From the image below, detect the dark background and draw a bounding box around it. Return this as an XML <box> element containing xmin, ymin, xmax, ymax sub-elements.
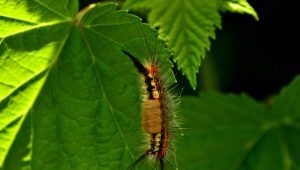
<box><xmin>209</xmin><ymin>0</ymin><xmax>299</xmax><ymax>100</ymax></box>
<box><xmin>80</xmin><ymin>0</ymin><xmax>299</xmax><ymax>101</ymax></box>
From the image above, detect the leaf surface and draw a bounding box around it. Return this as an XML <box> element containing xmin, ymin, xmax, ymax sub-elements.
<box><xmin>0</xmin><ymin>0</ymin><xmax>76</xmax><ymax>168</ymax></box>
<box><xmin>178</xmin><ymin>92</ymin><xmax>269</xmax><ymax>169</ymax></box>
<box><xmin>218</xmin><ymin>0</ymin><xmax>259</xmax><ymax>20</ymax></box>
<box><xmin>179</xmin><ymin>75</ymin><xmax>300</xmax><ymax>169</ymax></box>
<box><xmin>123</xmin><ymin>0</ymin><xmax>257</xmax><ymax>88</ymax></box>
<box><xmin>0</xmin><ymin>1</ymin><xmax>173</xmax><ymax>169</ymax></box>
<box><xmin>271</xmin><ymin>76</ymin><xmax>300</xmax><ymax>169</ymax></box>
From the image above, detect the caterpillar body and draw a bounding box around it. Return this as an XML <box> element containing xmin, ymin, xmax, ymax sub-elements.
<box><xmin>123</xmin><ymin>51</ymin><xmax>181</xmax><ymax>170</ymax></box>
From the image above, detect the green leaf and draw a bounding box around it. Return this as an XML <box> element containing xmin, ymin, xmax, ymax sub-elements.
<box><xmin>271</xmin><ymin>75</ymin><xmax>300</xmax><ymax>168</ymax></box>
<box><xmin>178</xmin><ymin>75</ymin><xmax>300</xmax><ymax>169</ymax></box>
<box><xmin>2</xmin><ymin>113</ymin><xmax>32</xmax><ymax>170</ymax></box>
<box><xmin>178</xmin><ymin>92</ymin><xmax>269</xmax><ymax>169</ymax></box>
<box><xmin>123</xmin><ymin>0</ymin><xmax>258</xmax><ymax>89</ymax></box>
<box><xmin>0</xmin><ymin>0</ymin><xmax>76</xmax><ymax>168</ymax></box>
<box><xmin>0</xmin><ymin>1</ymin><xmax>174</xmax><ymax>169</ymax></box>
<box><xmin>242</xmin><ymin>73</ymin><xmax>300</xmax><ymax>169</ymax></box>
<box><xmin>239</xmin><ymin>128</ymin><xmax>291</xmax><ymax>170</ymax></box>
<box><xmin>272</xmin><ymin>76</ymin><xmax>300</xmax><ymax>126</ymax></box>
<box><xmin>218</xmin><ymin>0</ymin><xmax>259</xmax><ymax>21</ymax></box>
<box><xmin>124</xmin><ymin>0</ymin><xmax>221</xmax><ymax>89</ymax></box>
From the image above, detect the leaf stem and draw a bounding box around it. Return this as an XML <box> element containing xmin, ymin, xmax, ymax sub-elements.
<box><xmin>75</xmin><ymin>4</ymin><xmax>96</xmax><ymax>26</ymax></box>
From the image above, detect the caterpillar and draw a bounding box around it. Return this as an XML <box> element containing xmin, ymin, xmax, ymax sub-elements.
<box><xmin>123</xmin><ymin>50</ymin><xmax>181</xmax><ymax>170</ymax></box>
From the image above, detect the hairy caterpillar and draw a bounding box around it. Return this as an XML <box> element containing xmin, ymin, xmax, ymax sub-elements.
<box><xmin>123</xmin><ymin>50</ymin><xmax>181</xmax><ymax>170</ymax></box>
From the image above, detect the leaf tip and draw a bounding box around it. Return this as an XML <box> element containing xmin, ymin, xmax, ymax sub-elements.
<box><xmin>186</xmin><ymin>72</ymin><xmax>197</xmax><ymax>90</ymax></box>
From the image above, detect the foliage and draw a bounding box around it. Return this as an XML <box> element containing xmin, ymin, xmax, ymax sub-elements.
<box><xmin>123</xmin><ymin>0</ymin><xmax>258</xmax><ymax>89</ymax></box>
<box><xmin>178</xmin><ymin>76</ymin><xmax>300</xmax><ymax>169</ymax></box>
<box><xmin>1</xmin><ymin>0</ymin><xmax>298</xmax><ymax>170</ymax></box>
<box><xmin>0</xmin><ymin>1</ymin><xmax>173</xmax><ymax>169</ymax></box>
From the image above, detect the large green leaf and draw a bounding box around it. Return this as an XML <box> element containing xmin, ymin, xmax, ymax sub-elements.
<box><xmin>178</xmin><ymin>92</ymin><xmax>269</xmax><ymax>169</ymax></box>
<box><xmin>0</xmin><ymin>1</ymin><xmax>174</xmax><ymax>169</ymax></box>
<box><xmin>272</xmin><ymin>76</ymin><xmax>300</xmax><ymax>125</ymax></box>
<box><xmin>123</xmin><ymin>0</ymin><xmax>257</xmax><ymax>89</ymax></box>
<box><xmin>271</xmin><ymin>76</ymin><xmax>300</xmax><ymax>169</ymax></box>
<box><xmin>0</xmin><ymin>0</ymin><xmax>76</xmax><ymax>168</ymax></box>
<box><xmin>178</xmin><ymin>75</ymin><xmax>300</xmax><ymax>169</ymax></box>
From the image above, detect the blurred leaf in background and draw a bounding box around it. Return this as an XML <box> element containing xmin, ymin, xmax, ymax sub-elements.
<box><xmin>123</xmin><ymin>0</ymin><xmax>258</xmax><ymax>89</ymax></box>
<box><xmin>178</xmin><ymin>75</ymin><xmax>300</xmax><ymax>169</ymax></box>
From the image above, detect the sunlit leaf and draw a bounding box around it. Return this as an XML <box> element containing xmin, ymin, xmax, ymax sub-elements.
<box><xmin>0</xmin><ymin>1</ymin><xmax>173</xmax><ymax>169</ymax></box>
<box><xmin>219</xmin><ymin>0</ymin><xmax>259</xmax><ymax>21</ymax></box>
<box><xmin>123</xmin><ymin>0</ymin><xmax>257</xmax><ymax>89</ymax></box>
